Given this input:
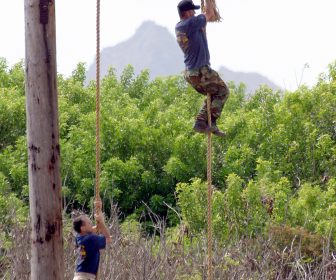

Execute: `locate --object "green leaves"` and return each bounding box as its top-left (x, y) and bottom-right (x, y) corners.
top-left (55, 63), bottom-right (206, 218)
top-left (1, 58), bottom-right (336, 243)
top-left (0, 88), bottom-right (25, 150)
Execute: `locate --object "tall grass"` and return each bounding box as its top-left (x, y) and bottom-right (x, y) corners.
top-left (1, 208), bottom-right (335, 280)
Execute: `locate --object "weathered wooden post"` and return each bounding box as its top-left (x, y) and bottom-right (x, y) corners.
top-left (24, 0), bottom-right (64, 279)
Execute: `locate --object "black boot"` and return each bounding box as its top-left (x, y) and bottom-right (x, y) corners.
top-left (193, 119), bottom-right (211, 134)
top-left (210, 119), bottom-right (225, 138)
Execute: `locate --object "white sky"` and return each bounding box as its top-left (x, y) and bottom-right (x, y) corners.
top-left (0, 0), bottom-right (335, 91)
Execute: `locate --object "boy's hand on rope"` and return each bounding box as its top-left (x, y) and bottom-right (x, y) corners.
top-left (94, 199), bottom-right (104, 226)
top-left (94, 199), bottom-right (102, 213)
top-left (94, 212), bottom-right (104, 224)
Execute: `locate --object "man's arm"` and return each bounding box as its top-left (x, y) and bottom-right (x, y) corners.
top-left (203, 0), bottom-right (215, 22)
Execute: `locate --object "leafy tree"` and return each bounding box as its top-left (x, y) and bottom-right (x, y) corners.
top-left (1, 58), bottom-right (336, 245)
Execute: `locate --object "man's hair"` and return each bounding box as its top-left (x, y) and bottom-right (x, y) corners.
top-left (73, 215), bottom-right (85, 234)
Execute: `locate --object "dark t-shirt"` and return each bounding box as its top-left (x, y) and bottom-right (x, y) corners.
top-left (75, 233), bottom-right (106, 275)
top-left (175, 14), bottom-right (210, 70)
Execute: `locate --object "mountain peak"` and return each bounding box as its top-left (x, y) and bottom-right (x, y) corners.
top-left (137, 20), bottom-right (164, 31)
top-left (86, 21), bottom-right (184, 80)
top-left (86, 21), bottom-right (279, 93)
top-left (133, 20), bottom-right (172, 39)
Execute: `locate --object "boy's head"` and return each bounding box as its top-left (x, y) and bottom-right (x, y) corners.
top-left (73, 215), bottom-right (93, 234)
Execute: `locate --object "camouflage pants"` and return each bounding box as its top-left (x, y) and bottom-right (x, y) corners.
top-left (184, 65), bottom-right (229, 122)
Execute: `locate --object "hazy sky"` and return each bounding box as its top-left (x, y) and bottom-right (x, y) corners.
top-left (0, 0), bottom-right (335, 91)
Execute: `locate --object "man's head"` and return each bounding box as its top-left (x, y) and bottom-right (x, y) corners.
top-left (73, 215), bottom-right (93, 234)
top-left (177, 0), bottom-right (200, 19)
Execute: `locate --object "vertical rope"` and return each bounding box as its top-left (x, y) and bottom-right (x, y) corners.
top-left (206, 93), bottom-right (213, 280)
top-left (95, 0), bottom-right (101, 202)
top-left (202, 0), bottom-right (218, 273)
top-left (95, 1), bottom-right (101, 280)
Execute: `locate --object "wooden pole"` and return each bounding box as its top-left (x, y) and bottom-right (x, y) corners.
top-left (24, 0), bottom-right (64, 279)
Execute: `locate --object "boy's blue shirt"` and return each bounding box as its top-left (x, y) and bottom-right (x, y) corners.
top-left (75, 233), bottom-right (106, 275)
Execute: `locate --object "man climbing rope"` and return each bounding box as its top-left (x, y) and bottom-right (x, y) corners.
top-left (175, 0), bottom-right (230, 137)
top-left (73, 200), bottom-right (111, 280)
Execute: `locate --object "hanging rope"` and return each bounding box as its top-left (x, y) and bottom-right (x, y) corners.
top-left (201, 0), bottom-right (222, 22)
top-left (94, 2), bottom-right (214, 280)
top-left (206, 93), bottom-right (213, 280)
top-left (95, 1), bottom-right (101, 280)
top-left (201, 0), bottom-right (220, 276)
top-left (95, 0), bottom-right (101, 204)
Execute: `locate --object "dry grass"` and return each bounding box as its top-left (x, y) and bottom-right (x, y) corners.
top-left (1, 209), bottom-right (336, 280)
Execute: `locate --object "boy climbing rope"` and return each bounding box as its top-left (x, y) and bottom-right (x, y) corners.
top-left (175, 0), bottom-right (230, 137)
top-left (72, 200), bottom-right (111, 280)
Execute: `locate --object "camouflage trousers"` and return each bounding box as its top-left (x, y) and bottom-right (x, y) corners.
top-left (184, 65), bottom-right (229, 123)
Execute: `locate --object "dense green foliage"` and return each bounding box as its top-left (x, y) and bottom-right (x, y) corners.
top-left (1, 57), bottom-right (336, 246)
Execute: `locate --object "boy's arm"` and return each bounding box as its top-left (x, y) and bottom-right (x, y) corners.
top-left (94, 200), bottom-right (112, 243)
top-left (95, 214), bottom-right (112, 244)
